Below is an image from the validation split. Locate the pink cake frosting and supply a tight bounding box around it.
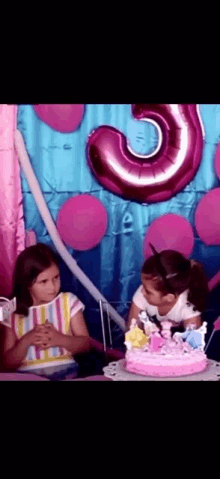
[125,349,207,377]
[124,319,208,378]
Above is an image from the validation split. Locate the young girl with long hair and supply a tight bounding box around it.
[3,244,123,380]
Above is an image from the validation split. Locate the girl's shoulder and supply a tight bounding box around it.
[62,291,80,303]
[65,291,78,299]
[1,312,25,331]
[13,311,26,318]
[12,312,26,323]
[178,291,200,319]
[65,292,85,314]
[133,285,144,302]
[14,312,24,318]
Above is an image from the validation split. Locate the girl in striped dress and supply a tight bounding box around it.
[3,244,123,380]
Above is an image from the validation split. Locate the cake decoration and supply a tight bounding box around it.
[125,319,149,350]
[124,315,208,377]
[173,321,207,350]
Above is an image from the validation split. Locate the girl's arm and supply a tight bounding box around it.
[40,310,125,359]
[54,333,91,355]
[38,310,91,355]
[53,330,124,358]
[183,315,202,330]
[127,301,142,330]
[64,309,91,354]
[3,325,45,370]
[70,309,90,337]
[70,309,124,357]
[3,334,29,369]
[45,309,91,355]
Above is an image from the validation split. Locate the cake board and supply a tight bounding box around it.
[103,359,220,381]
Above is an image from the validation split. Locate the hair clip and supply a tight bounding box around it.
[166,272,178,279]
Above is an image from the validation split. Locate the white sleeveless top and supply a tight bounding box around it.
[133,286,200,323]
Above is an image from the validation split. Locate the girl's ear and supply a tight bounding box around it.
[165,293,176,303]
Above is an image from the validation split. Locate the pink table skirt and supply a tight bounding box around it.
[64,375,112,381]
[0,372,49,381]
[0,372,111,381]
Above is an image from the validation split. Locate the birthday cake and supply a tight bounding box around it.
[124,314,208,377]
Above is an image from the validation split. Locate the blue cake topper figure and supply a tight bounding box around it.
[174,322,207,350]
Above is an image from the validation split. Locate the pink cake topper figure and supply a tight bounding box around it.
[147,321,171,352]
[149,333,165,352]
[161,321,173,340]
[158,320,188,354]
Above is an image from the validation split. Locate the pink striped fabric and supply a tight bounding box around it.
[32,308,41,360]
[55,295,65,356]
[10,292,85,370]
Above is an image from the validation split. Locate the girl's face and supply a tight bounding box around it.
[29,263,61,306]
[141,275,165,307]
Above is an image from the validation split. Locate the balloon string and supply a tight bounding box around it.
[14,129,125,331]
[204,330,215,353]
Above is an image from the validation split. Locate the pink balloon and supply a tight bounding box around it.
[143,214,194,259]
[56,194,108,251]
[195,188,220,246]
[87,104,204,203]
[33,104,84,133]
[214,142,220,179]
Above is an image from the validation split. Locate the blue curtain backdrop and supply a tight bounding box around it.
[17,105,220,357]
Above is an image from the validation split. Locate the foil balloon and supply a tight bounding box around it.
[33,104,85,133]
[86,104,204,203]
[14,129,125,331]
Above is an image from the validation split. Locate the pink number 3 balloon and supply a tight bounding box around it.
[86,104,204,203]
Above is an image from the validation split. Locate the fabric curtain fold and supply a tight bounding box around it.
[0,105,25,296]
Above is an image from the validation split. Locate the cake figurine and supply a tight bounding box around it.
[158,321,177,354]
[148,333,165,352]
[138,310,158,336]
[124,318,149,350]
[124,315,208,377]
[173,321,207,350]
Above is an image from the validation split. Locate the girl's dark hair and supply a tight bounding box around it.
[141,249,209,313]
[11,244,60,316]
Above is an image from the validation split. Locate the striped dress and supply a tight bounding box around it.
[7,292,85,375]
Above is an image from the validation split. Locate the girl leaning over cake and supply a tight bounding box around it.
[128,246,209,337]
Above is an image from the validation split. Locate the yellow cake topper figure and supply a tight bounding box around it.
[125,318,149,350]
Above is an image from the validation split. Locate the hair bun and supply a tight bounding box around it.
[178,261,190,273]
